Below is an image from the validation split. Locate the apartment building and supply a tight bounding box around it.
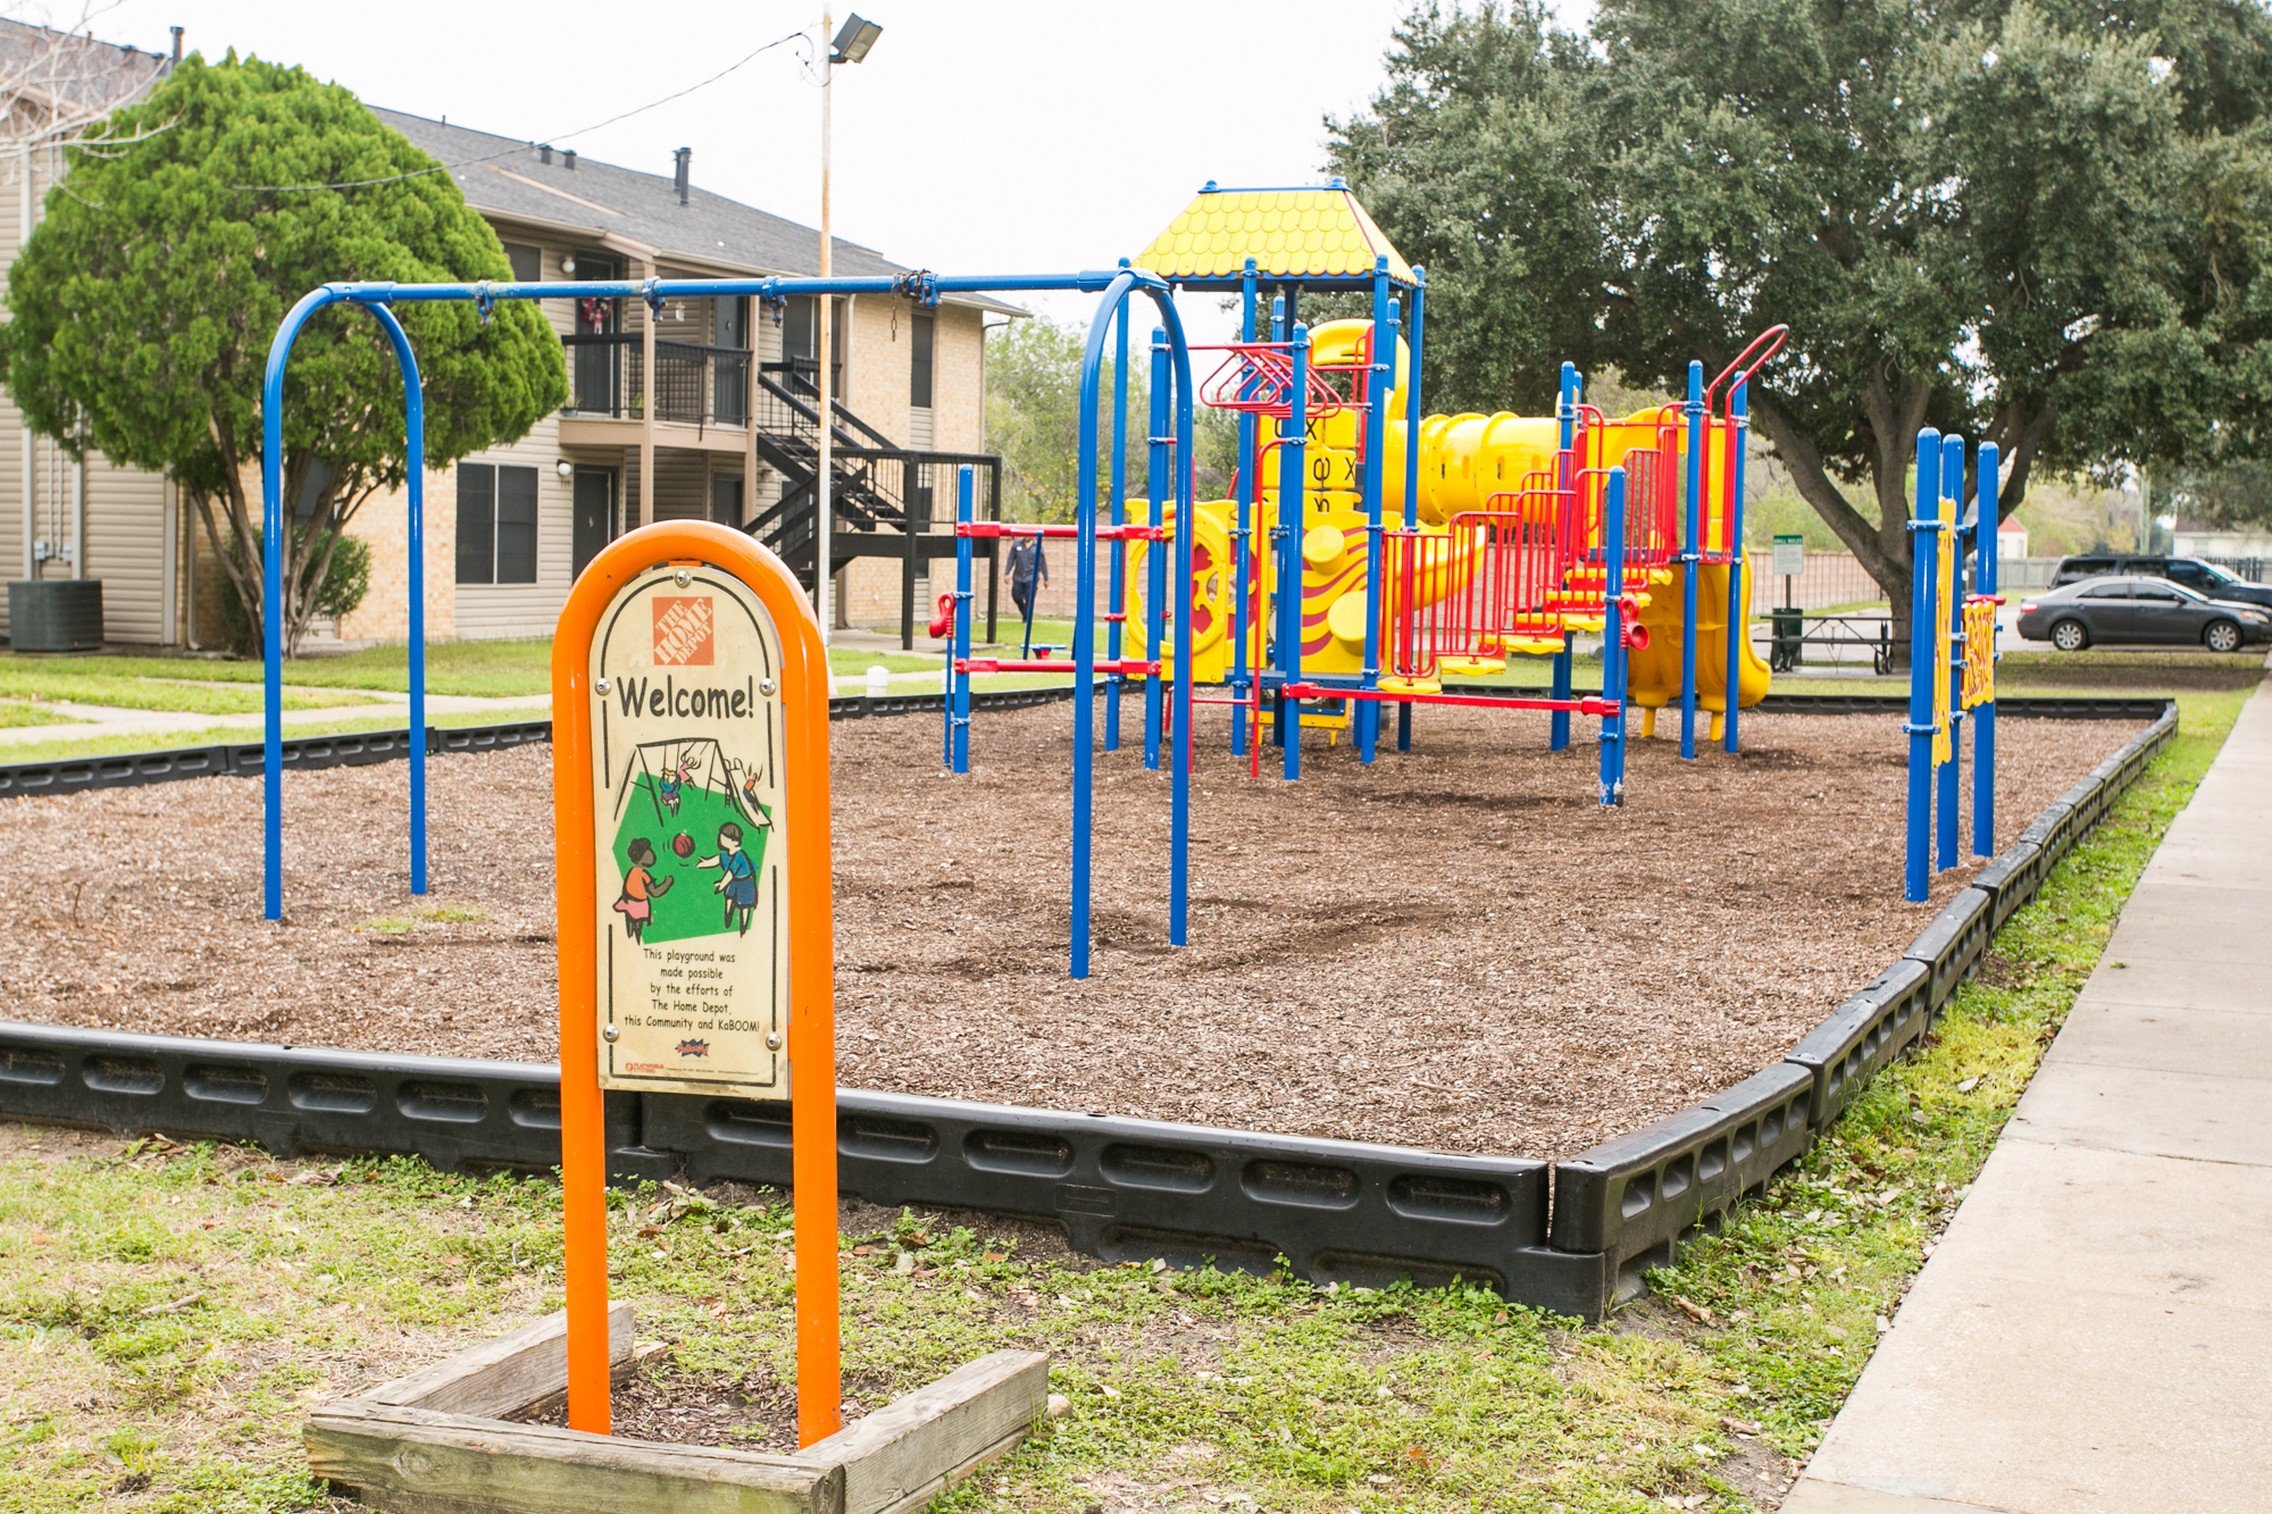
[0,22,1009,648]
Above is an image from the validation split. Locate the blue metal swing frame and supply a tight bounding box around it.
[259,268,1196,984]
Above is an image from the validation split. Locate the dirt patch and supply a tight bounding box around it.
[0,699,2138,1159]
[523,1358,883,1455]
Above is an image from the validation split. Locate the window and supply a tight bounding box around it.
[910,310,935,409]
[502,241,542,284]
[456,463,539,584]
[2079,583,2131,600]
[2133,585,2185,603]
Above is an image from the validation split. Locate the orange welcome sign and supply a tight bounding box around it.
[550,521,840,1444]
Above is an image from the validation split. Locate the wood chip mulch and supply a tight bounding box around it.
[0,701,2138,1160]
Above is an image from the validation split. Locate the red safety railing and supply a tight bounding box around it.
[1197,341,1350,421]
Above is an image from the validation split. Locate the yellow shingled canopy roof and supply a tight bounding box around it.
[1133,183,1416,285]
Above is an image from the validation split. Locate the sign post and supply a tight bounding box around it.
[1771,533,1805,605]
[550,521,840,1444]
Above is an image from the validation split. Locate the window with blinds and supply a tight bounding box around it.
[456,462,539,584]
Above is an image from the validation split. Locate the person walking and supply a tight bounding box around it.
[1008,533,1049,656]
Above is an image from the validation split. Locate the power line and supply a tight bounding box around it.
[231,27,812,194]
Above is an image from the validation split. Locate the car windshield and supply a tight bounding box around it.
[2195,561,2243,587]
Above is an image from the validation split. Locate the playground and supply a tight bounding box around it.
[3,695,2139,1158]
[0,115,2256,1514]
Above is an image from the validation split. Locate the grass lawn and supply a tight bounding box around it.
[0,710,538,767]
[0,700,66,729]
[0,658,367,717]
[0,681,2245,1511]
[31,643,557,702]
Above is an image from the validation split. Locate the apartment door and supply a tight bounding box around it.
[711,474,746,529]
[713,297,749,425]
[571,467,617,579]
[572,254,624,413]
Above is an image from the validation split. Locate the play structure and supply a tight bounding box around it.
[942,183,1781,808]
[1906,428,2002,900]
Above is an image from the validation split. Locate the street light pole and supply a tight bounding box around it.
[816,5,835,646]
[811,12,882,645]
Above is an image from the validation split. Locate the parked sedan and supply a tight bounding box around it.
[2015,575,2272,652]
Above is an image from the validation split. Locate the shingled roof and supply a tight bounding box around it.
[372,107,1018,314]
[1134,180,1416,288]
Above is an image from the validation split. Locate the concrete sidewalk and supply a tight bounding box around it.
[1782,679,2272,1513]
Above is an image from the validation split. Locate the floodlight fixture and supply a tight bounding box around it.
[831,14,882,65]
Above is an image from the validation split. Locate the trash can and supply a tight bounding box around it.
[1769,607,1804,672]
[7,579,103,652]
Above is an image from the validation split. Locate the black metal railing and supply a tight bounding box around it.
[745,447,1001,553]
[561,335,751,427]
[755,357,894,450]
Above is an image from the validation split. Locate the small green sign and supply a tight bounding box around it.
[1771,534,1807,577]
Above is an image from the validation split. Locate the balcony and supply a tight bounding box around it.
[561,334,751,430]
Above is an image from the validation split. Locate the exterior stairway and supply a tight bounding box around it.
[743,360,1002,645]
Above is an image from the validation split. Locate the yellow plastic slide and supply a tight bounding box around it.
[1626,560,1771,740]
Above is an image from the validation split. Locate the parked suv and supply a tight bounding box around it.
[2047,554,2272,609]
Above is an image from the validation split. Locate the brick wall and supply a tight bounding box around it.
[338,470,459,642]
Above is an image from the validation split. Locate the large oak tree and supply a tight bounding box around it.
[1330,0,2272,652]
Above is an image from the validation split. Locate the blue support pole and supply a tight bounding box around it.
[1550,362,1580,753]
[1230,259,1259,760]
[1397,272,1425,754]
[1937,432,1965,872]
[1143,331,1171,772]
[1679,359,1704,759]
[1281,322,1310,782]
[950,467,974,775]
[1723,377,1751,753]
[1973,441,2000,856]
[1168,330,1196,948]
[1357,260,1391,765]
[1600,466,1630,805]
[1269,296,1289,756]
[1070,272,1146,979]
[1106,271,1131,753]
[366,303,429,898]
[1904,429,1942,902]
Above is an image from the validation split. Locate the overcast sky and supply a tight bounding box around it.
[85,1,1586,340]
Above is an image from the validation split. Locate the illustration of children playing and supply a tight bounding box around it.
[657,766,682,814]
[613,838,674,941]
[698,817,763,935]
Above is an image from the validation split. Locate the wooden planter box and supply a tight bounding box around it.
[306,1305,1048,1514]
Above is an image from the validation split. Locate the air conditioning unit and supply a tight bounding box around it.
[8,579,104,652]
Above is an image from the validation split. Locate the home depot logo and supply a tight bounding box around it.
[652,596,715,666]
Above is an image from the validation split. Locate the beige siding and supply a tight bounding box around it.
[80,459,169,642]
[625,447,711,523]
[2,139,183,644]
[443,420,577,641]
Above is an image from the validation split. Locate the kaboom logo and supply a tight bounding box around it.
[652,596,715,666]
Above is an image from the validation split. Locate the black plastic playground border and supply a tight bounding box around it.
[0,692,2176,1320]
